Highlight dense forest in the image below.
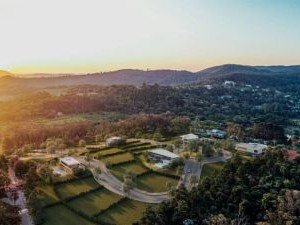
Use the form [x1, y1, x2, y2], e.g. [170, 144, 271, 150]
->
[138, 150, 300, 225]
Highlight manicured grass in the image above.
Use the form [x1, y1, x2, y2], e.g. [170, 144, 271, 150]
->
[98, 199, 155, 225]
[137, 173, 178, 192]
[92, 148, 124, 157]
[36, 184, 59, 206]
[102, 152, 134, 165]
[55, 177, 100, 199]
[201, 162, 225, 179]
[43, 204, 95, 225]
[68, 189, 123, 217]
[110, 162, 149, 180]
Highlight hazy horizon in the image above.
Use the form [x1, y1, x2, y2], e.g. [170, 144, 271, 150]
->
[1, 0, 300, 74]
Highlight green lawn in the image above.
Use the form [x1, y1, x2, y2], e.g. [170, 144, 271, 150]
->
[102, 152, 134, 165]
[36, 184, 59, 206]
[55, 177, 100, 199]
[43, 204, 95, 225]
[136, 173, 178, 192]
[110, 162, 149, 180]
[68, 189, 123, 217]
[98, 199, 155, 225]
[92, 148, 124, 157]
[201, 162, 225, 179]
[34, 112, 126, 126]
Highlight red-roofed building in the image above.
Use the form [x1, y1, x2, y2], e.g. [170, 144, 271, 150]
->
[285, 150, 300, 161]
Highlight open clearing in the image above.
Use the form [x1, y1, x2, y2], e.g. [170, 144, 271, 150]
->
[55, 177, 99, 199]
[201, 162, 225, 179]
[137, 173, 178, 192]
[44, 204, 95, 225]
[68, 189, 123, 217]
[98, 199, 154, 225]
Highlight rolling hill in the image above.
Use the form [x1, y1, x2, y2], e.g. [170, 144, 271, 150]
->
[0, 64, 300, 96]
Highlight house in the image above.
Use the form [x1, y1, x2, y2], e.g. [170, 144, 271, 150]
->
[180, 133, 199, 144]
[59, 157, 82, 172]
[235, 143, 267, 156]
[105, 136, 125, 147]
[148, 149, 179, 164]
[208, 129, 226, 139]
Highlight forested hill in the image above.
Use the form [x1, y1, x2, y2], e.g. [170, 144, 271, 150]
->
[1, 64, 300, 95]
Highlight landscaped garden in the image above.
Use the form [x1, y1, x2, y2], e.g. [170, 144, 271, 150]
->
[136, 173, 178, 192]
[68, 188, 123, 217]
[110, 161, 149, 180]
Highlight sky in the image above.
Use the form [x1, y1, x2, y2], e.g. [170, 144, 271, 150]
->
[0, 0, 300, 74]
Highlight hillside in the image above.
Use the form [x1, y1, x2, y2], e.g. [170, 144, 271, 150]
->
[0, 70, 13, 77]
[1, 64, 300, 96]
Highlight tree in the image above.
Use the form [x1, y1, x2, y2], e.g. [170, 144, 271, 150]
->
[78, 139, 86, 147]
[265, 190, 300, 225]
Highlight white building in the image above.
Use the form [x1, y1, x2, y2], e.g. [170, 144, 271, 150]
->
[105, 136, 125, 147]
[208, 129, 226, 139]
[180, 133, 199, 144]
[148, 149, 179, 163]
[60, 157, 81, 171]
[235, 143, 267, 156]
[223, 80, 236, 87]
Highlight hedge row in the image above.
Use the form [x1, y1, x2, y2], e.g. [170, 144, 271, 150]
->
[97, 150, 127, 159]
[64, 186, 103, 202]
[108, 159, 136, 168]
[121, 142, 149, 150]
[53, 174, 93, 186]
[92, 197, 128, 218]
[126, 145, 158, 152]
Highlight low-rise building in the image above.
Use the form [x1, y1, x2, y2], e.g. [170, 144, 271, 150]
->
[180, 133, 199, 144]
[105, 136, 125, 147]
[208, 129, 226, 139]
[235, 143, 267, 156]
[59, 157, 82, 172]
[148, 148, 179, 163]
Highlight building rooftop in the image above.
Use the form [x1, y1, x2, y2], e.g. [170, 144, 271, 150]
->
[236, 143, 267, 150]
[149, 148, 179, 159]
[286, 150, 300, 161]
[60, 157, 80, 166]
[180, 133, 199, 140]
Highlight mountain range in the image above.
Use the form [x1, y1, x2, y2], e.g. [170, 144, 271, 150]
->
[1, 64, 300, 95]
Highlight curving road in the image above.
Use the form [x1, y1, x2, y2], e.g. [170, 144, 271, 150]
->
[75, 150, 232, 203]
[75, 157, 170, 204]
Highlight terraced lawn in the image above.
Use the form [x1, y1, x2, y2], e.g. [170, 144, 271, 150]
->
[92, 148, 124, 157]
[36, 184, 59, 206]
[137, 173, 178, 192]
[44, 204, 95, 225]
[98, 199, 155, 225]
[110, 162, 149, 180]
[102, 152, 134, 165]
[55, 177, 100, 199]
[201, 162, 225, 179]
[68, 188, 123, 217]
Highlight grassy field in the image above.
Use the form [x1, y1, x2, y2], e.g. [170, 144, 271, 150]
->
[137, 173, 178, 192]
[92, 148, 125, 157]
[201, 162, 225, 179]
[98, 199, 154, 225]
[110, 162, 149, 180]
[68, 189, 123, 217]
[36, 184, 60, 206]
[34, 112, 126, 126]
[55, 177, 100, 199]
[102, 152, 134, 165]
[43, 204, 95, 225]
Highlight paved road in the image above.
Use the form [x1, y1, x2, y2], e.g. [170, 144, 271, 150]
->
[180, 150, 232, 190]
[6, 167, 34, 225]
[76, 157, 170, 204]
